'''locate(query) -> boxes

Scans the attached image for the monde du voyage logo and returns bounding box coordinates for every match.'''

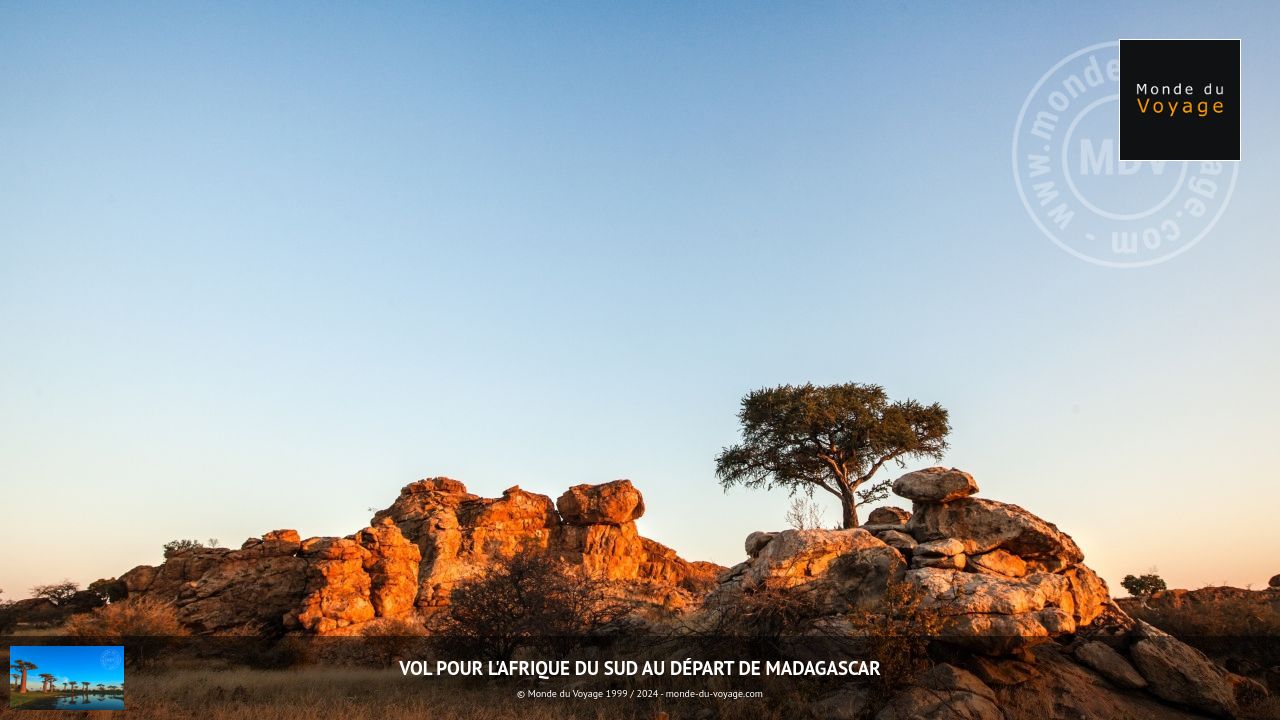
[1013,40,1240,268]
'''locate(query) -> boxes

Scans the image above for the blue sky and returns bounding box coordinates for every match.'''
[9,646,124,687]
[2,2,1278,598]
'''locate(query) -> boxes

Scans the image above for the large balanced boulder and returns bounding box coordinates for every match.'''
[908,497,1084,572]
[866,506,911,526]
[556,479,645,525]
[892,467,978,503]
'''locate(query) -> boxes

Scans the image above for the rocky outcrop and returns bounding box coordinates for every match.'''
[1270,574,1280,589]
[708,466,1266,719]
[122,478,716,633]
[369,478,717,610]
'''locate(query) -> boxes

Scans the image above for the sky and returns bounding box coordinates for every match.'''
[2,1,1278,600]
[8,646,125,688]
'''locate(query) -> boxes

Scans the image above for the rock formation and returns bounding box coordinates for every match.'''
[97,466,1270,717]
[116,478,718,635]
[709,467,1269,718]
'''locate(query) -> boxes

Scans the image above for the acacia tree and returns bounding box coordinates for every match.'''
[716,383,950,528]
[30,580,79,606]
[1121,573,1167,598]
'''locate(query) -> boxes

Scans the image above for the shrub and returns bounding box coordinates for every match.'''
[433,552,632,661]
[64,596,188,638]
[163,539,205,556]
[64,597,189,669]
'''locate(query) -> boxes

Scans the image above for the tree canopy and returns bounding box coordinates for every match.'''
[715,383,950,528]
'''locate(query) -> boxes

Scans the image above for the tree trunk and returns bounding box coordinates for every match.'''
[18,669,27,693]
[839,485,858,529]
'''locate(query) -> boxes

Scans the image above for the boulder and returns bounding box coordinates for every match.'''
[866,506,911,526]
[119,564,159,596]
[964,655,1040,686]
[967,549,1027,578]
[874,529,917,553]
[876,664,1001,720]
[1073,640,1147,689]
[1129,621,1238,718]
[745,531,777,558]
[912,538,966,570]
[1060,565,1109,626]
[991,645,1218,720]
[1270,574,1280,589]
[908,497,1084,569]
[732,529,905,613]
[906,568,1078,654]
[891,467,978,503]
[556,479,645,525]
[914,553,966,570]
[915,538,966,557]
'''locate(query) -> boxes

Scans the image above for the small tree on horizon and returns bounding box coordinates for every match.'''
[30,580,79,606]
[1122,572,1168,598]
[716,383,950,528]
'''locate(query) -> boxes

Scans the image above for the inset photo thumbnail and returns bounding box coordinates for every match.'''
[8,645,125,711]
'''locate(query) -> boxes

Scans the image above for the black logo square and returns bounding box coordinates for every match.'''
[1119,39,1240,161]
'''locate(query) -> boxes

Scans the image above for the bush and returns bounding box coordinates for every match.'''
[63,597,189,669]
[433,552,631,661]
[64,596,188,637]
